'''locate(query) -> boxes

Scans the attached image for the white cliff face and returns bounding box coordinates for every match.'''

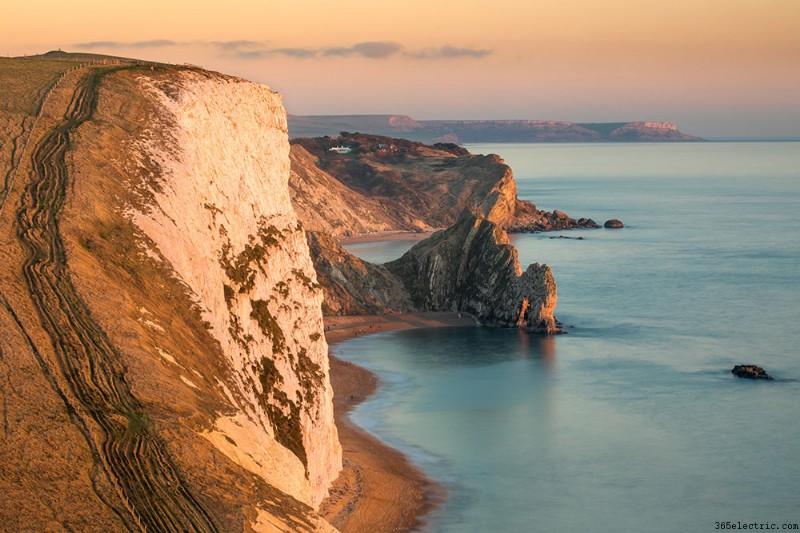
[130,71,341,508]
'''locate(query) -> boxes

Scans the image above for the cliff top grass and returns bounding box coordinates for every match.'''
[0,57,73,115]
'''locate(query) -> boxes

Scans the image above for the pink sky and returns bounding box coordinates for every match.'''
[3,0,799,138]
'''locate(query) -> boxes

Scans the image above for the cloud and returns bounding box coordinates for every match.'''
[406,45,492,59]
[74,39,179,49]
[209,40,264,51]
[220,41,404,60]
[71,39,490,61]
[232,47,319,59]
[268,48,320,59]
[324,41,404,58]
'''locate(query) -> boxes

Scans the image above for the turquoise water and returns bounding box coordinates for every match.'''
[342,239,423,264]
[337,142,800,532]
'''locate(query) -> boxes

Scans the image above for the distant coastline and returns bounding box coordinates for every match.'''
[703,138,800,142]
[288,113,703,144]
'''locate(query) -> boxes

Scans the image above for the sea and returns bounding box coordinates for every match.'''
[339,142,800,533]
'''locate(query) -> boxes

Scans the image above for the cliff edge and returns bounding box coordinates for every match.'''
[0,58,340,532]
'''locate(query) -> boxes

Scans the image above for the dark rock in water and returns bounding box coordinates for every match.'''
[731,365,774,380]
[577,218,599,228]
[604,219,624,229]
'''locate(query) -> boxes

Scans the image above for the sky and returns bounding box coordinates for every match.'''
[2,0,799,138]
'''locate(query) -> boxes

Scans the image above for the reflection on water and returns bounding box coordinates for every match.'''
[385,327,557,368]
[341,239,419,264]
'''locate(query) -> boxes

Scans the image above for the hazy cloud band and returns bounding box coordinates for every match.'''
[73,39,492,60]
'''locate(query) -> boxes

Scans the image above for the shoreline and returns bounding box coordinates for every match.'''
[336,230,437,245]
[319,312,477,533]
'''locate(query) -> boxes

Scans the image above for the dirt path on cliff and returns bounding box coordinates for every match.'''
[12,67,218,532]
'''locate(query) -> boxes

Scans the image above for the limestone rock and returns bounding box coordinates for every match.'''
[510,200,600,232]
[306,231,414,315]
[385,213,559,333]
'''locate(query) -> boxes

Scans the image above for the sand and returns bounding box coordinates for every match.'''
[319,313,476,533]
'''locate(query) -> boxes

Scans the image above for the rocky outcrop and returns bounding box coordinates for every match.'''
[385,213,559,333]
[290,133,594,238]
[303,213,559,334]
[292,133,519,230]
[510,200,600,232]
[732,365,774,380]
[306,231,413,315]
[604,219,624,229]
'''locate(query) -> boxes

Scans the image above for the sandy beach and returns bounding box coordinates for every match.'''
[319,313,477,533]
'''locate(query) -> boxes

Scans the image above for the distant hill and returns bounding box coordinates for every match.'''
[288,114,703,143]
[21,50,182,68]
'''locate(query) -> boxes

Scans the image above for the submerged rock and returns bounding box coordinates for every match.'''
[604,219,624,229]
[732,365,774,380]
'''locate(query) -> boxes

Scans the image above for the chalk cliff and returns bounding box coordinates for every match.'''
[0,58,340,532]
[132,70,341,509]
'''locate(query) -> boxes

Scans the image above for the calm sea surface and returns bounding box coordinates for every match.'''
[339,142,800,532]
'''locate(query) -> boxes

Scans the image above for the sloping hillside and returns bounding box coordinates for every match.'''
[290,132,597,238]
[0,57,340,532]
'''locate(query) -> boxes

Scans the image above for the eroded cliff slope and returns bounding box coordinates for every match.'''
[290,132,596,238]
[306,213,558,333]
[131,69,341,508]
[306,231,414,316]
[0,58,340,532]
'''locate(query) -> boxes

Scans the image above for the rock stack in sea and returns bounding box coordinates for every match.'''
[732,365,774,380]
[386,212,559,333]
